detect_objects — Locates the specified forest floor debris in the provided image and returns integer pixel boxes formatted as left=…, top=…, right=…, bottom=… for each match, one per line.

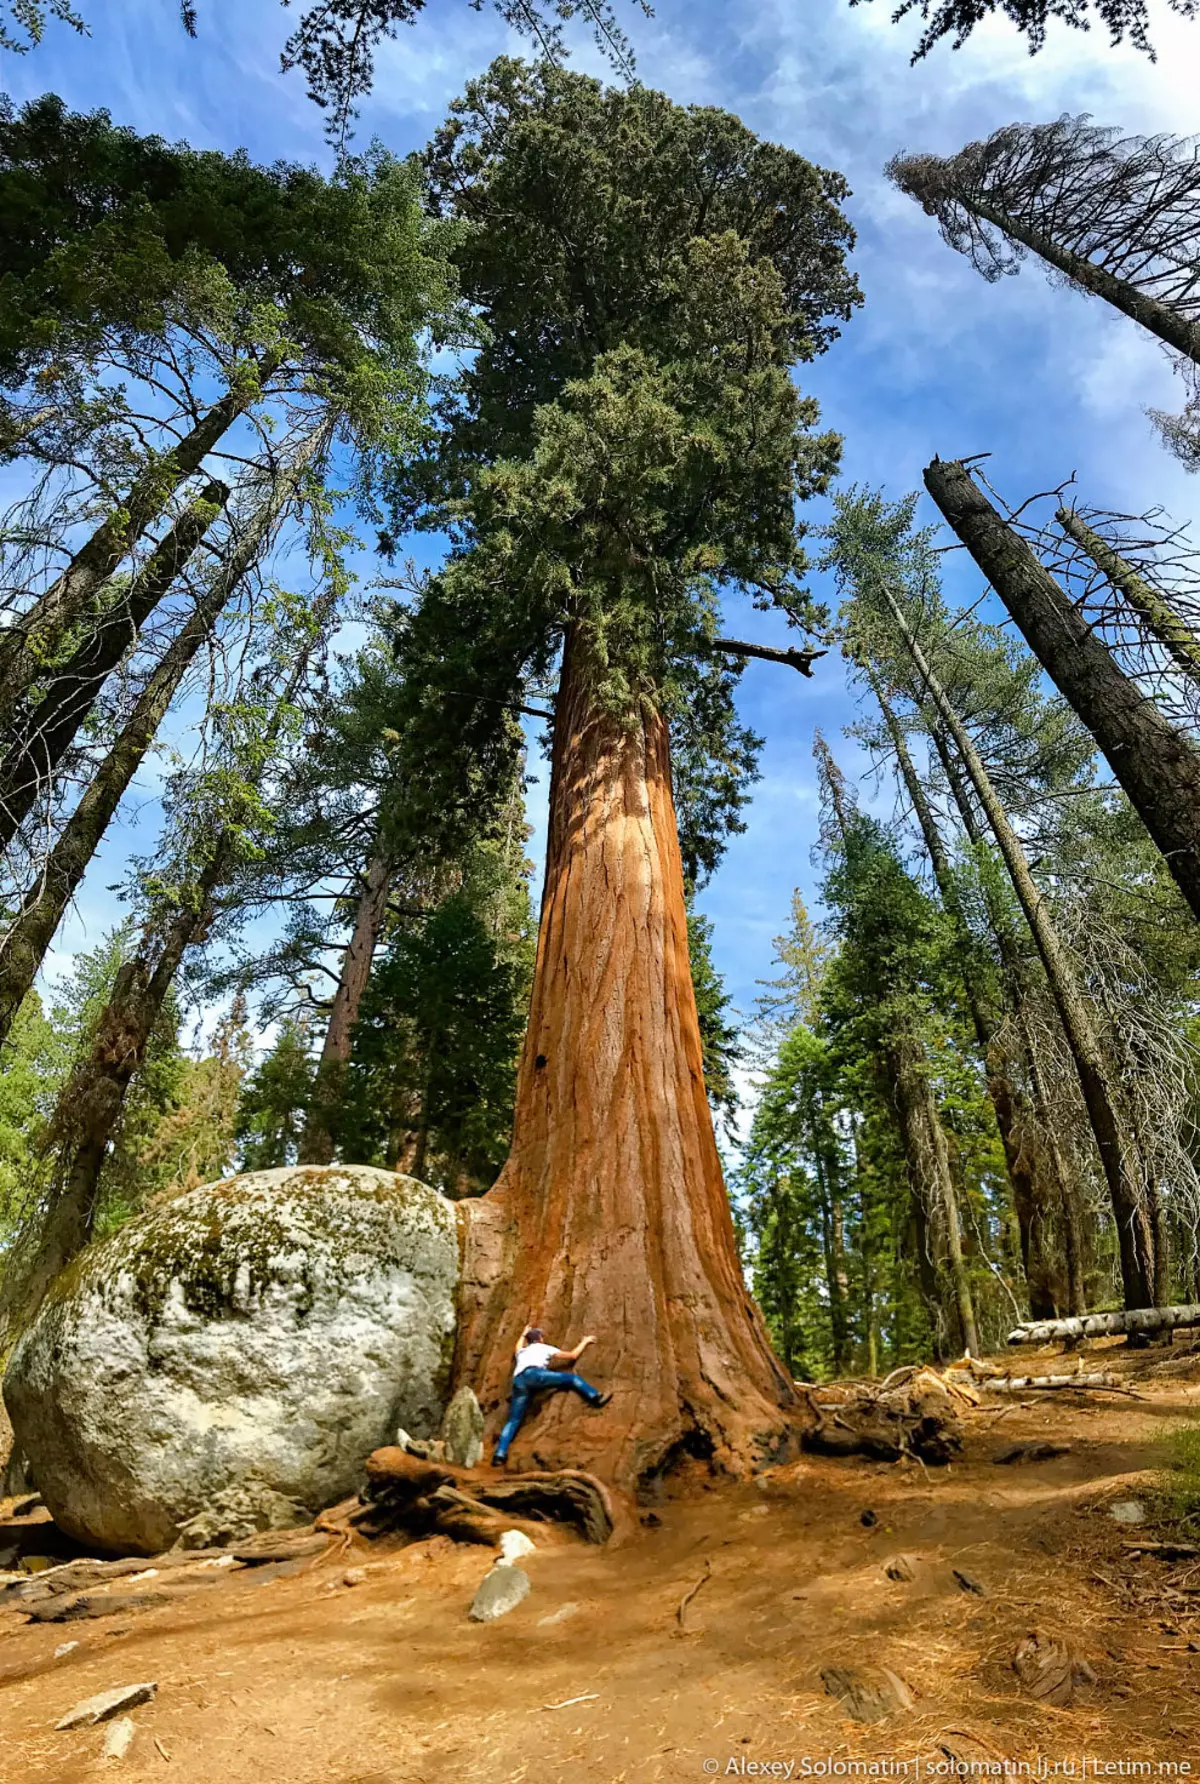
left=1, top=1339, right=1199, bottom=1782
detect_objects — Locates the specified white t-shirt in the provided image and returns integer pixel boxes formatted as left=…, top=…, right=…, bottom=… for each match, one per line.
left=515, top=1341, right=557, bottom=1377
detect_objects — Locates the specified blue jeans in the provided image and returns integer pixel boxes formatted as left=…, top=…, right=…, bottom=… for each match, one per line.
left=493, top=1366, right=602, bottom=1461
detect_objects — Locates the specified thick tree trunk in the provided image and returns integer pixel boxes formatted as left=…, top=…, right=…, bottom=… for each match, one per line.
left=0, top=481, right=229, bottom=851
left=0, top=372, right=268, bottom=722
left=1057, top=507, right=1200, bottom=689
left=875, top=679, right=1057, bottom=1318
left=453, top=629, right=796, bottom=1487
left=299, top=852, right=393, bottom=1165
left=966, top=195, right=1200, bottom=367
left=925, top=458, right=1200, bottom=925
left=882, top=578, right=1158, bottom=1311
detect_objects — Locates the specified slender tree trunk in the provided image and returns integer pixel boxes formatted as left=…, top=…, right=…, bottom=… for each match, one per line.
left=965, top=194, right=1200, bottom=366
left=875, top=677, right=1057, bottom=1318
left=454, top=627, right=796, bottom=1487
left=851, top=1121, right=880, bottom=1375
left=925, top=458, right=1200, bottom=925
left=814, top=1148, right=852, bottom=1374
left=0, top=480, right=229, bottom=851
left=1057, top=507, right=1200, bottom=689
left=299, top=852, right=393, bottom=1165
left=881, top=578, right=1159, bottom=1310
left=930, top=720, right=1086, bottom=1314
left=0, top=903, right=210, bottom=1341
left=0, top=426, right=324, bottom=1054
left=0, top=369, right=270, bottom=721
left=0, top=584, right=232, bottom=1051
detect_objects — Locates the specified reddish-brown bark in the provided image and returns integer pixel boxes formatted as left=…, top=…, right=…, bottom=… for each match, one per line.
left=454, top=632, right=797, bottom=1488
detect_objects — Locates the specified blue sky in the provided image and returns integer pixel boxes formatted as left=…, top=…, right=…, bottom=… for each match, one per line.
left=3, top=0, right=1199, bottom=1075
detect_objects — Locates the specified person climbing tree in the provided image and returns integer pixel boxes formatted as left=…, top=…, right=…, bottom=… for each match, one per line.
left=491, top=1325, right=611, bottom=1466
left=388, top=59, right=861, bottom=1486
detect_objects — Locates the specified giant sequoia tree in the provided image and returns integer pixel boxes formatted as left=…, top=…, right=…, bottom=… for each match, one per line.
left=398, top=60, right=860, bottom=1486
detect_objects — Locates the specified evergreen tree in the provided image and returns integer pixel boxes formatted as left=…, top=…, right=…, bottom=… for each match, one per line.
left=397, top=58, right=860, bottom=1488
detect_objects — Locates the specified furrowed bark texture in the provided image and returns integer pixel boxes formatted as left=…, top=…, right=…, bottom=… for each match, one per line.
left=454, top=631, right=797, bottom=1488
left=0, top=375, right=265, bottom=721
left=0, top=480, right=229, bottom=852
left=883, top=568, right=1157, bottom=1311
left=300, top=852, right=393, bottom=1166
left=925, top=458, right=1200, bottom=926
left=1056, top=507, right=1200, bottom=689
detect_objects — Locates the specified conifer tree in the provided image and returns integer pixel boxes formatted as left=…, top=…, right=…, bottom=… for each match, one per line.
left=400, top=59, right=861, bottom=1484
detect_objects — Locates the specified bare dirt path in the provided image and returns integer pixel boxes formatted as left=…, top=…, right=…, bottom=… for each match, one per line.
left=4, top=1344, right=1200, bottom=1784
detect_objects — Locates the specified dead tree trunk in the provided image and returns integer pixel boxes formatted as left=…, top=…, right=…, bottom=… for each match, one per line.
left=0, top=370, right=270, bottom=722
left=1056, top=507, right=1200, bottom=690
left=925, top=458, right=1200, bottom=925
left=874, top=677, right=1058, bottom=1319
left=0, top=436, right=333, bottom=1337
left=0, top=480, right=229, bottom=851
left=1009, top=1304, right=1200, bottom=1345
left=890, top=1036, right=980, bottom=1357
left=930, top=721, right=1087, bottom=1314
left=881, top=578, right=1158, bottom=1311
left=0, top=584, right=233, bottom=1052
left=0, top=427, right=323, bottom=1054
left=453, top=626, right=797, bottom=1488
left=299, top=851, right=393, bottom=1166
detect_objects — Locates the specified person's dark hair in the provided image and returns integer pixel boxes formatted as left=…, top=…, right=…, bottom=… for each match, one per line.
left=525, top=1327, right=543, bottom=1343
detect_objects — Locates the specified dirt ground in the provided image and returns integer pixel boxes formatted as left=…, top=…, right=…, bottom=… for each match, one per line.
left=4, top=1341, right=1200, bottom=1784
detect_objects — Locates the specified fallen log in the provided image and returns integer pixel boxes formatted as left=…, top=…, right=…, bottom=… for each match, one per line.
left=1009, top=1305, right=1200, bottom=1346
left=980, top=1373, right=1140, bottom=1395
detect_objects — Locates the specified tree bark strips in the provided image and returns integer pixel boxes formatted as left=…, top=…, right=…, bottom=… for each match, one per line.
left=925, top=458, right=1200, bottom=925
left=454, top=627, right=797, bottom=1488
left=880, top=576, right=1158, bottom=1311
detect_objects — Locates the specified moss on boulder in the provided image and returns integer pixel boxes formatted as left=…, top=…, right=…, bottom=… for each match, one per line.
left=3, top=1165, right=460, bottom=1554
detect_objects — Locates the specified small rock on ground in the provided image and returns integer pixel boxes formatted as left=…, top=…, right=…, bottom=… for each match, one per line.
left=102, top=1716, right=136, bottom=1760
left=470, top=1563, right=531, bottom=1623
left=498, top=1530, right=536, bottom=1562
left=884, top=1554, right=918, bottom=1582
left=55, top=1682, right=158, bottom=1730
left=1108, top=1500, right=1146, bottom=1525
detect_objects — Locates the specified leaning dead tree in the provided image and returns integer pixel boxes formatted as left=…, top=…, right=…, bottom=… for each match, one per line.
left=888, top=118, right=1200, bottom=367
left=925, top=459, right=1200, bottom=929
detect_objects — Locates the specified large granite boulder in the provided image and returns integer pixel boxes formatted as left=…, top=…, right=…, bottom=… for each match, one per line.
left=2, top=1165, right=461, bottom=1554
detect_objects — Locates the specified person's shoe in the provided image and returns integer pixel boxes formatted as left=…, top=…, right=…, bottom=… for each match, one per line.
left=591, top=1392, right=612, bottom=1409
left=491, top=1453, right=508, bottom=1468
